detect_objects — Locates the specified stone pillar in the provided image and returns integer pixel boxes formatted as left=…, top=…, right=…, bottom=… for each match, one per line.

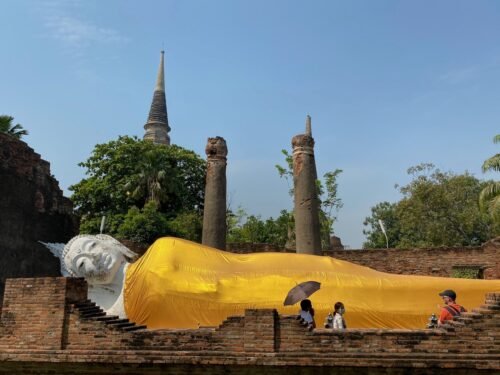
left=202, top=137, right=228, bottom=250
left=292, top=115, right=322, bottom=255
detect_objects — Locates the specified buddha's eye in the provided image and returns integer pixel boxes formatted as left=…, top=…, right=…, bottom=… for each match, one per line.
left=76, top=259, right=85, bottom=270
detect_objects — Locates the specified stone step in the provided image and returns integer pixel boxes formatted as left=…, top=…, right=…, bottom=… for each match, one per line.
left=219, top=320, right=242, bottom=327
left=480, top=304, right=500, bottom=311
left=122, top=324, right=147, bottom=332
left=446, top=320, right=465, bottom=327
left=440, top=325, right=456, bottom=333
left=74, top=300, right=95, bottom=308
left=80, top=311, right=107, bottom=318
left=455, top=317, right=474, bottom=324
left=113, top=322, right=136, bottom=329
left=93, top=315, right=120, bottom=322
left=485, top=293, right=500, bottom=303
left=472, top=308, right=497, bottom=315
left=104, top=318, right=130, bottom=325
left=460, top=312, right=483, bottom=319
left=77, top=306, right=103, bottom=313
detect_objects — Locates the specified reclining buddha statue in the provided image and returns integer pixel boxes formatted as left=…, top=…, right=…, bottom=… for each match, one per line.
left=43, top=234, right=500, bottom=329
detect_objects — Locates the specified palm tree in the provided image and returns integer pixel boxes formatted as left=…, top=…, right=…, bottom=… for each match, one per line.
left=0, top=115, right=28, bottom=139
left=479, top=135, right=500, bottom=220
left=125, top=148, right=174, bottom=206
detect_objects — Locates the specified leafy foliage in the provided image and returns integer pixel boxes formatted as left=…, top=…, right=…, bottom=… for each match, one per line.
left=363, top=202, right=401, bottom=248
left=479, top=135, right=500, bottom=220
left=0, top=115, right=28, bottom=139
left=275, top=149, right=343, bottom=249
left=117, top=202, right=170, bottom=244
left=275, top=149, right=294, bottom=197
left=167, top=211, right=203, bottom=242
left=363, top=163, right=498, bottom=249
left=227, top=208, right=292, bottom=248
left=451, top=267, right=481, bottom=279
left=229, top=149, right=342, bottom=250
left=318, top=169, right=344, bottom=248
left=70, top=136, right=206, bottom=243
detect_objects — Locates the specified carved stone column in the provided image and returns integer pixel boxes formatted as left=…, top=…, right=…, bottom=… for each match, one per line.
left=292, top=116, right=322, bottom=255
left=202, top=137, right=228, bottom=250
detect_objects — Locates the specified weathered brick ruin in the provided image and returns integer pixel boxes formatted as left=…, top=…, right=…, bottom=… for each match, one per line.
left=0, top=277, right=498, bottom=373
left=1, top=117, right=499, bottom=373
left=202, top=136, right=228, bottom=250
left=227, top=239, right=500, bottom=280
left=292, top=115, right=322, bottom=255
left=0, top=133, right=78, bottom=298
left=326, top=239, right=500, bottom=280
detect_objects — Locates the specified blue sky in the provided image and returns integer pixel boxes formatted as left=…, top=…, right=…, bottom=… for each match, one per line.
left=1, top=0, right=499, bottom=248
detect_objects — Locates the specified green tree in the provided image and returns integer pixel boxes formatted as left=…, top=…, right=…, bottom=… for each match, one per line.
left=227, top=208, right=291, bottom=248
left=276, top=149, right=343, bottom=249
left=479, top=134, right=500, bottom=220
left=70, top=136, right=206, bottom=242
left=0, top=115, right=28, bottom=139
left=275, top=149, right=294, bottom=197
left=226, top=206, right=249, bottom=243
left=265, top=210, right=294, bottom=248
left=167, top=211, right=203, bottom=242
left=125, top=147, right=173, bottom=206
left=363, top=164, right=497, bottom=248
left=362, top=202, right=400, bottom=248
left=317, top=169, right=343, bottom=248
left=117, top=202, right=170, bottom=244
left=237, top=215, right=267, bottom=243
left=228, top=146, right=342, bottom=250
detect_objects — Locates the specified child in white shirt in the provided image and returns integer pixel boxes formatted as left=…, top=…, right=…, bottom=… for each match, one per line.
left=325, top=301, right=347, bottom=329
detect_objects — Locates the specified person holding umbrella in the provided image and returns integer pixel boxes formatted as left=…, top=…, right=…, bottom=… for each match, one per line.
left=284, top=281, right=320, bottom=331
left=298, top=299, right=316, bottom=331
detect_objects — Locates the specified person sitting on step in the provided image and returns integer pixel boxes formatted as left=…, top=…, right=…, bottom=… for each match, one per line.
left=298, top=299, right=316, bottom=331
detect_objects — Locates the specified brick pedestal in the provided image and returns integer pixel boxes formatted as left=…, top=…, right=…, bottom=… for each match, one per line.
left=0, top=277, right=87, bottom=350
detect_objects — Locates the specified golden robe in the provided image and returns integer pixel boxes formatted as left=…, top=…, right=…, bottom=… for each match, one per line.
left=123, top=237, right=500, bottom=329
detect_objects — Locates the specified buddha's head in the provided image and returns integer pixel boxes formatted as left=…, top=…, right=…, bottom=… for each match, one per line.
left=62, top=234, right=137, bottom=284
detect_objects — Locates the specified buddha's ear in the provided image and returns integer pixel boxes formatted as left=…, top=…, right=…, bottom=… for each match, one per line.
left=39, top=241, right=64, bottom=258
left=121, top=246, right=138, bottom=262
left=95, top=234, right=138, bottom=261
left=39, top=241, right=71, bottom=277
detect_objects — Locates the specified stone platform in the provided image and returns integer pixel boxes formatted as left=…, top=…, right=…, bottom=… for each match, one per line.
left=0, top=277, right=498, bottom=374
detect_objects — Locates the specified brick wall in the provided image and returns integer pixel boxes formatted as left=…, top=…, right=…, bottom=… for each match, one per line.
left=227, top=242, right=287, bottom=253
left=0, top=277, right=498, bottom=372
left=0, top=278, right=86, bottom=350
left=228, top=239, right=500, bottom=279
left=326, top=239, right=499, bottom=279
left=0, top=133, right=79, bottom=298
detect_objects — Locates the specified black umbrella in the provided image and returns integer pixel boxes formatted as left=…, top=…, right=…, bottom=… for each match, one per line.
left=283, top=281, right=321, bottom=306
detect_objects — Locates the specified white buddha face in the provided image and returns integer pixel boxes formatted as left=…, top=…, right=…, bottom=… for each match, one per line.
left=64, top=235, right=129, bottom=284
